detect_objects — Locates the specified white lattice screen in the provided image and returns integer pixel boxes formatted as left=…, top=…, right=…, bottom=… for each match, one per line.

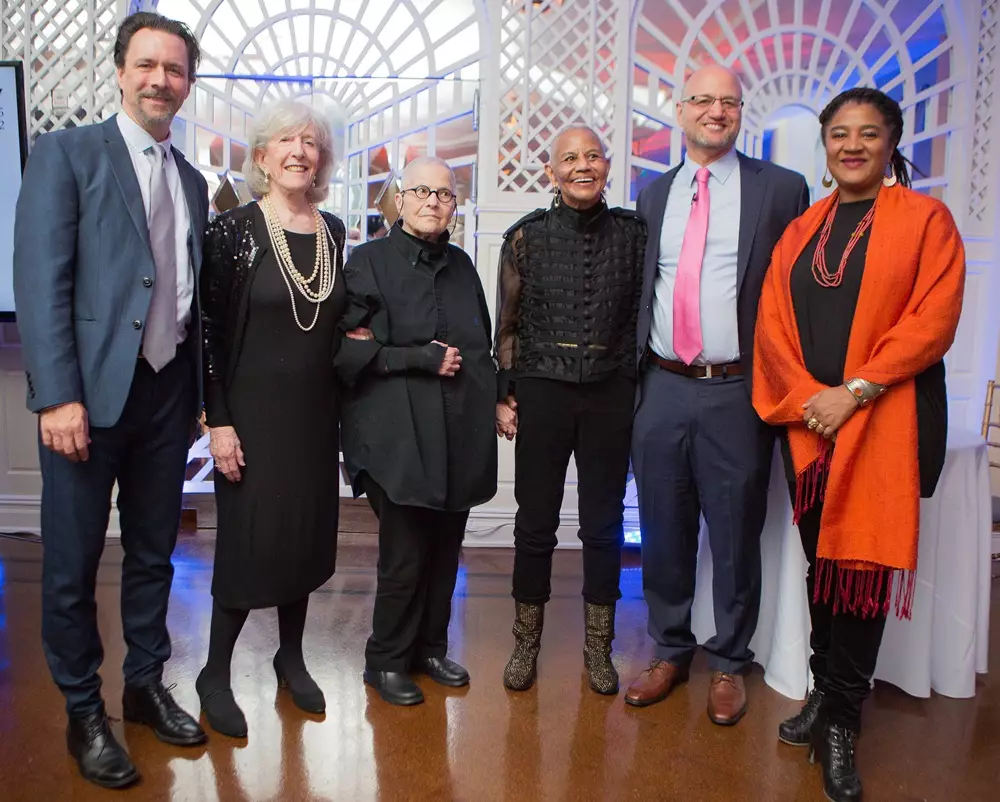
left=0, top=0, right=121, bottom=139
left=497, top=0, right=620, bottom=193
left=631, top=0, right=968, bottom=214
left=970, top=0, right=998, bottom=226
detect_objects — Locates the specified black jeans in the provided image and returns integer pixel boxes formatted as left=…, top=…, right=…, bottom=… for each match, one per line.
left=796, top=494, right=888, bottom=731
left=40, top=349, right=196, bottom=715
left=511, top=375, right=634, bottom=606
left=363, top=476, right=468, bottom=672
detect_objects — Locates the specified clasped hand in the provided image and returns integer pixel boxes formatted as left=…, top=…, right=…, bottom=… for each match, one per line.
left=802, top=385, right=859, bottom=439
left=496, top=396, right=517, bottom=440
left=344, top=328, right=461, bottom=377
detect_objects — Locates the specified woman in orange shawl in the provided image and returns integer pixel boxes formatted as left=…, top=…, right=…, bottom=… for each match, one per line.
left=753, top=87, right=964, bottom=802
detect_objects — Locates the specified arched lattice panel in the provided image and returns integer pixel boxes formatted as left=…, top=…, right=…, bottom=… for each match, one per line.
left=160, top=0, right=480, bottom=117
left=498, top=0, right=621, bottom=193
left=0, top=0, right=121, bottom=139
left=631, top=0, right=969, bottom=214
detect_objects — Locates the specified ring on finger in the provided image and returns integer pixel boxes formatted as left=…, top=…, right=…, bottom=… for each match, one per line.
left=808, top=417, right=820, bottom=430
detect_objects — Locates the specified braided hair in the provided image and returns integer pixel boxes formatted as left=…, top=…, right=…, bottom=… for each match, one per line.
left=818, top=87, right=918, bottom=188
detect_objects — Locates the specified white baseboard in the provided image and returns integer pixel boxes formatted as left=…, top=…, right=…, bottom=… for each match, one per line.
left=0, top=495, right=121, bottom=537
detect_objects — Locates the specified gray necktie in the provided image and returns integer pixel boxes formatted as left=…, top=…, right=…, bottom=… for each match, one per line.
left=143, top=143, right=177, bottom=372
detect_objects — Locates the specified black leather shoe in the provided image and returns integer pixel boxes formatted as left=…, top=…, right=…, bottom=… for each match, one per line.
left=67, top=706, right=139, bottom=789
left=123, top=681, right=207, bottom=746
left=810, top=721, right=864, bottom=801
left=779, top=688, right=825, bottom=746
left=195, top=670, right=247, bottom=738
left=417, top=656, right=470, bottom=688
left=363, top=670, right=424, bottom=706
left=273, top=651, right=325, bottom=714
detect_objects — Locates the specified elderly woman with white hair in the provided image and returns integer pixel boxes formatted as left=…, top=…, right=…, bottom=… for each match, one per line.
left=196, top=99, right=346, bottom=737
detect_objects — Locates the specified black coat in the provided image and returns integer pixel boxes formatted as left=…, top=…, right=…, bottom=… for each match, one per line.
left=335, top=223, right=498, bottom=512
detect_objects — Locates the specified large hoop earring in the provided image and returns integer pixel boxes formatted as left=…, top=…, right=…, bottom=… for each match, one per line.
left=821, top=170, right=834, bottom=188
left=883, top=165, right=898, bottom=187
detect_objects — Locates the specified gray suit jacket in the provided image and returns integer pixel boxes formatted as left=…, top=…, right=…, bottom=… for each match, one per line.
left=635, top=151, right=810, bottom=396
left=13, top=115, right=209, bottom=427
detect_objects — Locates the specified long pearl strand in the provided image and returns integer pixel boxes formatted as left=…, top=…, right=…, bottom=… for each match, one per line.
left=260, top=194, right=336, bottom=332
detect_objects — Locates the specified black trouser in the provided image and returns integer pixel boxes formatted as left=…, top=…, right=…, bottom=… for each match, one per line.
left=363, top=476, right=468, bottom=672
left=40, top=349, right=196, bottom=716
left=511, top=375, right=634, bottom=606
left=796, top=494, right=888, bottom=731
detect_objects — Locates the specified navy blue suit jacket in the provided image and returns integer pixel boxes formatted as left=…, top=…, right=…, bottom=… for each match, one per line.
left=13, top=115, right=209, bottom=427
left=635, top=152, right=810, bottom=395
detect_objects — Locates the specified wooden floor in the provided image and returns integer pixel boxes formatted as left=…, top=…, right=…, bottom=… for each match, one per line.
left=0, top=518, right=997, bottom=801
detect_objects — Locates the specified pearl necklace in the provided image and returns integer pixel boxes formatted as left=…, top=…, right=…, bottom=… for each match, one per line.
left=260, top=195, right=337, bottom=332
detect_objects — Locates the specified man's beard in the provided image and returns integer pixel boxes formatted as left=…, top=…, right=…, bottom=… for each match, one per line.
left=688, top=128, right=738, bottom=150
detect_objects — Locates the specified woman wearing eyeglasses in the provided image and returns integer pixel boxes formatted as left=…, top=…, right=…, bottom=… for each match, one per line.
left=335, top=156, right=498, bottom=706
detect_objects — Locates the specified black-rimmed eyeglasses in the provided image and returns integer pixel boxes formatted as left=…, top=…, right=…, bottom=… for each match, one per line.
left=401, top=185, right=456, bottom=204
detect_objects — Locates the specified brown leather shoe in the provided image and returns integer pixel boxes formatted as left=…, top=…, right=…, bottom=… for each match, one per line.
left=708, top=671, right=747, bottom=725
left=624, top=659, right=690, bottom=707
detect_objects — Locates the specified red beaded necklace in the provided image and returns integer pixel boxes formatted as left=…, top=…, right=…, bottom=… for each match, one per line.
left=811, top=195, right=877, bottom=288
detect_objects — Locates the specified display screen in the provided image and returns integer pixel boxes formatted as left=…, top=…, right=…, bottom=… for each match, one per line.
left=0, top=62, right=28, bottom=320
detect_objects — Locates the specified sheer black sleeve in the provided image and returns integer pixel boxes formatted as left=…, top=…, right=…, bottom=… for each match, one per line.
left=494, top=228, right=523, bottom=400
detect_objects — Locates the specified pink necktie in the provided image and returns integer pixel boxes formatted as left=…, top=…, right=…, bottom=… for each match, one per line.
left=673, top=166, right=711, bottom=365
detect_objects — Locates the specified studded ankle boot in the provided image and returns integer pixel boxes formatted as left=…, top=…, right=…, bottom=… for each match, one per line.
left=503, top=602, right=545, bottom=691
left=583, top=601, right=619, bottom=695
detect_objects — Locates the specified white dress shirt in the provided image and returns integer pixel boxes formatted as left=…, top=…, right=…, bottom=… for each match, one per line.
left=116, top=111, right=193, bottom=344
left=649, top=147, right=742, bottom=364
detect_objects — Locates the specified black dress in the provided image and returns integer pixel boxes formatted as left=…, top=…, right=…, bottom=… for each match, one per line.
left=784, top=198, right=947, bottom=498
left=212, top=229, right=347, bottom=609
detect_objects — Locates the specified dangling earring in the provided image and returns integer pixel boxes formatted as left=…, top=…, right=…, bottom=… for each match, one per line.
left=883, top=164, right=897, bottom=187
left=821, top=169, right=834, bottom=188
left=263, top=169, right=270, bottom=185
left=553, top=188, right=562, bottom=208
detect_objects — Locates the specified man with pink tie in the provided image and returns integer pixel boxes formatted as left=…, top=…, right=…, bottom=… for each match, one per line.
left=625, top=65, right=809, bottom=723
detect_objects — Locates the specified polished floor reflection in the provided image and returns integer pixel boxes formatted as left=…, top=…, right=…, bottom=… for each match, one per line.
left=0, top=530, right=996, bottom=801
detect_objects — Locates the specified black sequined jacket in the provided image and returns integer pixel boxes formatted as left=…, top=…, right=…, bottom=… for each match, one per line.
left=494, top=199, right=646, bottom=400
left=199, top=201, right=346, bottom=427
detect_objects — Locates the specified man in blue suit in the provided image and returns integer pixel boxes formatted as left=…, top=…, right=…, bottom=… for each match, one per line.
left=13, top=12, right=209, bottom=788
left=624, top=65, right=810, bottom=723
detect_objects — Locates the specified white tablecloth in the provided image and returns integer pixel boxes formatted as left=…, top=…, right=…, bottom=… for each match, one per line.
left=689, top=428, right=992, bottom=700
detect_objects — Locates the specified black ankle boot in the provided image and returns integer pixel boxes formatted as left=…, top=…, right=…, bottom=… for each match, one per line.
left=583, top=601, right=618, bottom=695
left=67, top=706, right=139, bottom=789
left=778, top=688, right=825, bottom=746
left=810, top=720, right=863, bottom=801
left=274, top=651, right=325, bottom=714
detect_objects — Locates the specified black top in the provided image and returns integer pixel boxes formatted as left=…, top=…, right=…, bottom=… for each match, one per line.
left=200, top=201, right=346, bottom=427
left=334, top=222, right=498, bottom=512
left=788, top=198, right=947, bottom=498
left=494, top=199, right=646, bottom=399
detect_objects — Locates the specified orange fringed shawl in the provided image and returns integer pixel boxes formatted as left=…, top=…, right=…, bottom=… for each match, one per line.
left=752, top=185, right=965, bottom=619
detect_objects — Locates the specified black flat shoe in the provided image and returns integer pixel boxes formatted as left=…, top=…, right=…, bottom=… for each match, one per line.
left=779, top=688, right=825, bottom=746
left=417, top=656, right=470, bottom=688
left=363, top=670, right=424, bottom=706
left=123, top=681, right=206, bottom=746
left=195, top=670, right=247, bottom=738
left=67, top=706, right=139, bottom=789
left=273, top=651, right=326, bottom=714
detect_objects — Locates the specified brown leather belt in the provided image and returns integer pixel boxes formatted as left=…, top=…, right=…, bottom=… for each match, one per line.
left=647, top=351, right=742, bottom=379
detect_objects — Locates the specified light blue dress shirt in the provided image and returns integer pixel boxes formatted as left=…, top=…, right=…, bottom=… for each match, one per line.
left=649, top=147, right=742, bottom=364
